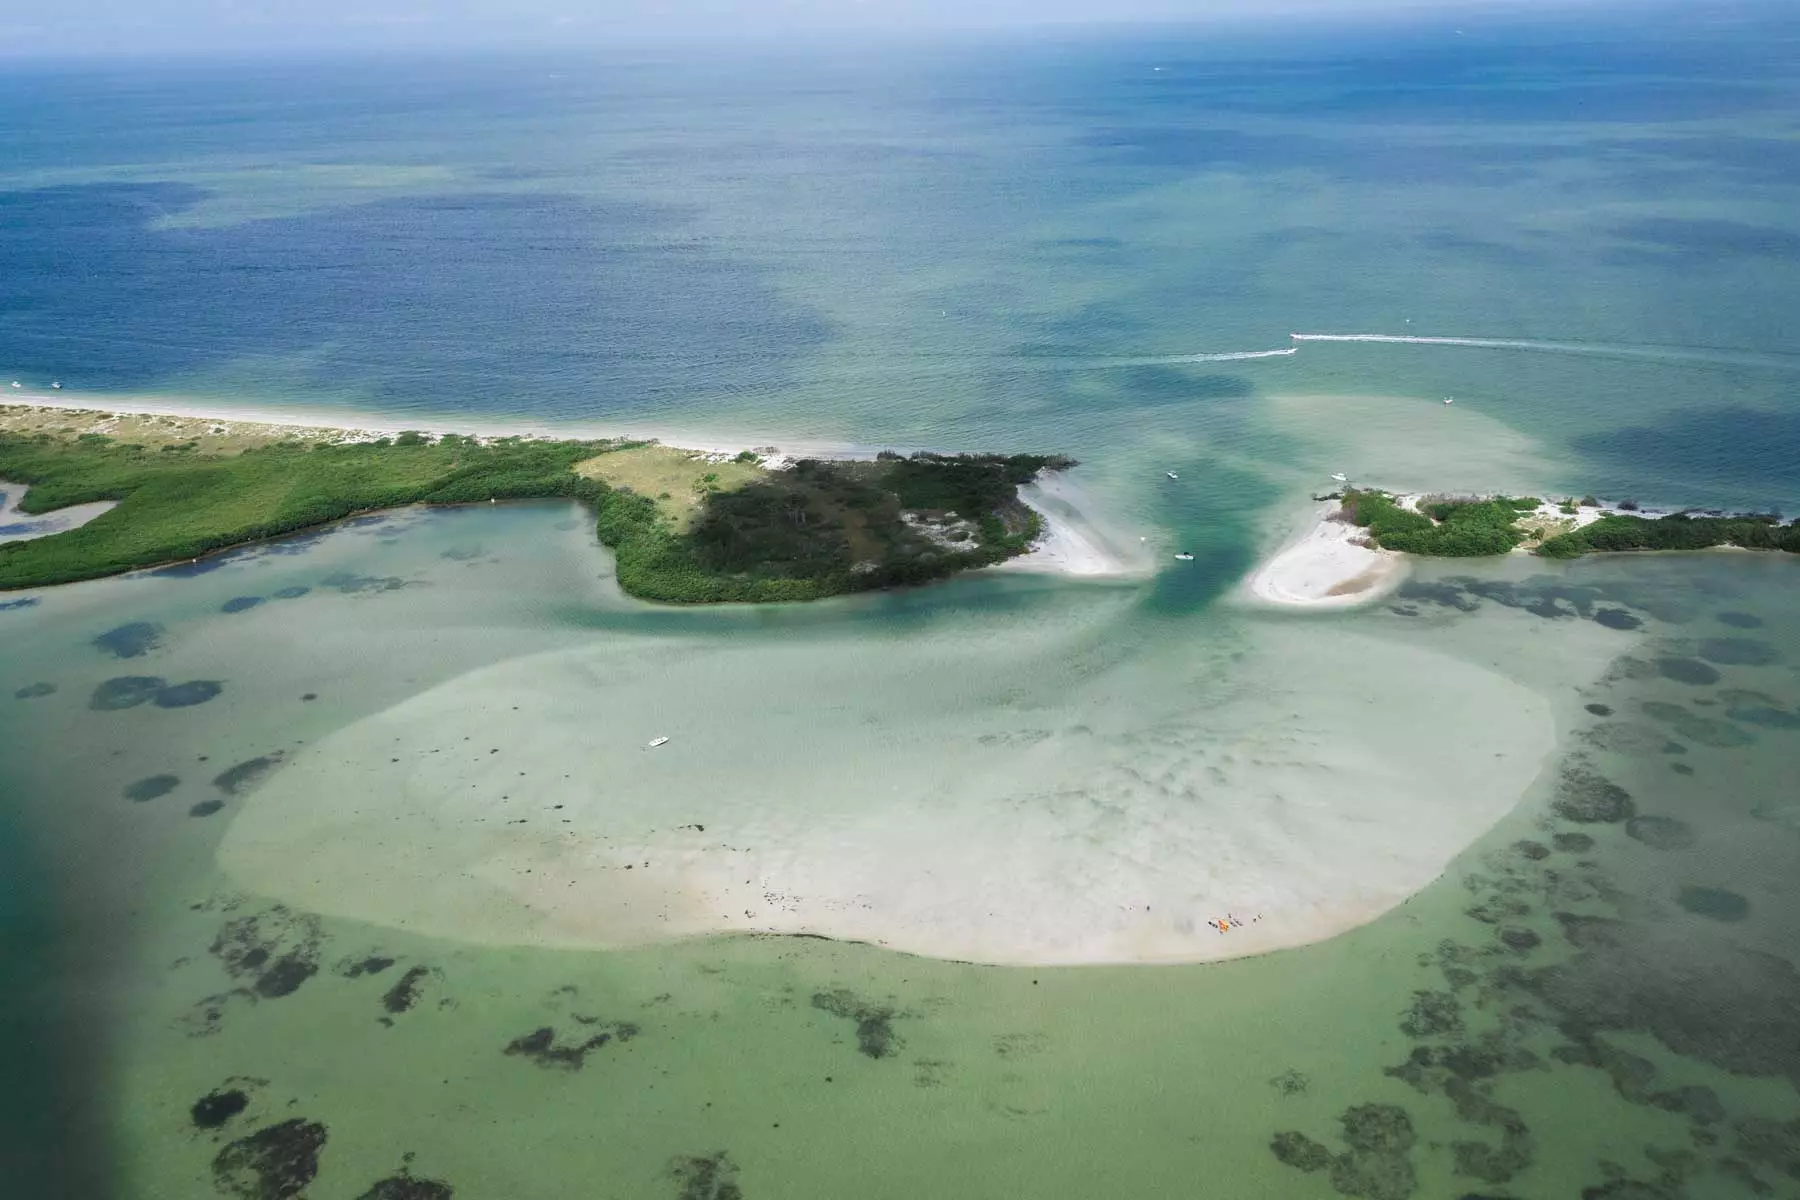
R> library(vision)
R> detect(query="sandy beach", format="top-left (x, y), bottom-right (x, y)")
top-left (998, 472), bottom-right (1157, 579)
top-left (1243, 500), bottom-right (1408, 610)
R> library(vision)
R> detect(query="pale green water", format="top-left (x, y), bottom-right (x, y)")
top-left (4, 500), bottom-right (1800, 1197)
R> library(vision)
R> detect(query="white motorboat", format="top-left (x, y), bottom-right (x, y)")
top-left (647, 736), bottom-right (670, 749)
top-left (1330, 472), bottom-right (1347, 482)
top-left (1165, 470), bottom-right (1179, 480)
top-left (1174, 552), bottom-right (1194, 561)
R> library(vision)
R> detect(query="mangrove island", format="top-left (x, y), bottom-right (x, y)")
top-left (0, 405), bottom-right (1073, 603)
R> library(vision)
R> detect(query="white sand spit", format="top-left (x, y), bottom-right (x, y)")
top-left (1245, 503), bottom-right (1407, 610)
top-left (997, 473), bottom-right (1156, 579)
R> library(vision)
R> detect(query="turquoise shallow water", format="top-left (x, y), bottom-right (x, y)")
top-left (5, 6), bottom-right (1800, 1197)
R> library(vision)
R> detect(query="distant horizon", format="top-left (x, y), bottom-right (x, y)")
top-left (0, 0), bottom-right (1736, 62)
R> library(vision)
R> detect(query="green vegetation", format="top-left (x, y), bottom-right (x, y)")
top-left (0, 430), bottom-right (1070, 603)
top-left (1537, 513), bottom-right (1800, 559)
top-left (1341, 490), bottom-right (1538, 557)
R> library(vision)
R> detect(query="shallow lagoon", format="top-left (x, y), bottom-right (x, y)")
top-left (4, 500), bottom-right (1799, 1197)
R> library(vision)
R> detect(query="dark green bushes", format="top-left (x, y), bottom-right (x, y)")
top-left (1537, 513), bottom-right (1800, 559)
top-left (0, 432), bottom-right (1064, 602)
top-left (1341, 491), bottom-right (1537, 557)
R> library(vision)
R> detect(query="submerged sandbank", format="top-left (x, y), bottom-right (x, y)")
top-left (218, 615), bottom-right (1567, 967)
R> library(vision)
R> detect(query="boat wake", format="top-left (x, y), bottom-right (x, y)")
top-left (1071, 347), bottom-right (1298, 369)
top-left (1289, 332), bottom-right (1800, 373)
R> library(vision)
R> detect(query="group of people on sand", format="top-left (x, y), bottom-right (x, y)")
top-left (1208, 913), bottom-right (1261, 933)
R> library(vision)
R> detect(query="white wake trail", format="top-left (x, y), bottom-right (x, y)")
top-left (1290, 332), bottom-right (1800, 372)
top-left (1076, 347), bottom-right (1299, 368)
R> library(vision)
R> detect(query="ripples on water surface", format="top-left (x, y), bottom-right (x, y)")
top-left (4, 6), bottom-right (1800, 1197)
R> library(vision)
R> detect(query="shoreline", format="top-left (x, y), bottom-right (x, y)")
top-left (997, 472), bottom-right (1157, 580)
top-left (1242, 499), bottom-right (1409, 610)
top-left (1, 394), bottom-right (1136, 586)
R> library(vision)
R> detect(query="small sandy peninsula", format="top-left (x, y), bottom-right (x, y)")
top-left (1244, 499), bottom-right (1408, 610)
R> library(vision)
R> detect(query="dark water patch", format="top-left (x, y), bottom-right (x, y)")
top-left (1625, 816), bottom-right (1696, 851)
top-left (1511, 840), bottom-right (1549, 861)
top-left (1727, 705), bottom-right (1800, 729)
top-left (1553, 832), bottom-right (1595, 854)
top-left (1395, 580), bottom-right (1479, 612)
top-left (179, 989), bottom-right (253, 1038)
top-left (1716, 611), bottom-right (1763, 629)
top-left (1734, 1115), bottom-right (1800, 1185)
top-left (1552, 767), bottom-right (1636, 824)
top-left (0, 595), bottom-right (41, 610)
top-left (253, 954), bottom-right (317, 998)
top-left (1270, 1103), bottom-right (1418, 1199)
top-left (154, 680), bottom-right (223, 708)
top-left (1499, 928), bottom-right (1540, 953)
top-left (1656, 657), bottom-right (1719, 686)
top-left (1583, 703), bottom-right (1613, 717)
top-left (1529, 915), bottom-right (1800, 1085)
top-left (1640, 700), bottom-right (1688, 723)
top-left (1698, 638), bottom-right (1778, 666)
top-left (212, 1118), bottom-right (326, 1200)
top-left (211, 907), bottom-right (323, 1000)
top-left (440, 544), bottom-right (486, 562)
top-left (1677, 886), bottom-right (1749, 922)
top-left (89, 675), bottom-right (167, 710)
top-left (811, 988), bottom-right (901, 1059)
top-left (1269, 1069), bottom-right (1309, 1096)
top-left (191, 1087), bottom-right (250, 1130)
top-left (671, 1151), bottom-right (742, 1200)
top-left (1399, 990), bottom-right (1462, 1038)
top-left (221, 596), bottom-right (266, 614)
top-left (357, 1173), bottom-right (454, 1199)
top-left (92, 621), bottom-right (163, 658)
top-left (12, 681), bottom-right (55, 698)
top-left (1670, 762), bottom-right (1695, 776)
top-left (502, 1026), bottom-right (618, 1070)
top-left (123, 774), bottom-right (180, 802)
top-left (1670, 714), bottom-right (1754, 748)
top-left (1660, 740), bottom-right (1686, 755)
top-left (321, 570), bottom-right (409, 595)
top-left (300, 693), bottom-right (317, 701)
top-left (189, 799), bottom-right (225, 818)
top-left (213, 753), bottom-right (285, 794)
top-left (1582, 722), bottom-right (1666, 755)
top-left (339, 955), bottom-right (397, 979)
top-left (382, 966), bottom-right (436, 1014)
top-left (149, 555), bottom-right (233, 578)
top-left (1592, 607), bottom-right (1642, 631)
top-left (271, 586), bottom-right (310, 600)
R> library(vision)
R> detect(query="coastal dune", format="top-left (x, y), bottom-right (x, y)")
top-left (219, 616), bottom-right (1559, 967)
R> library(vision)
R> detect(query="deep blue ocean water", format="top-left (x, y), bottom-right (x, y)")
top-left (3, 6), bottom-right (1799, 507)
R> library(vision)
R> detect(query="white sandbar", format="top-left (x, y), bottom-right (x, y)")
top-left (1244, 502), bottom-right (1407, 610)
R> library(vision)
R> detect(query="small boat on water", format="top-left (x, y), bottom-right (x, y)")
top-left (1443, 396), bottom-right (1455, 405)
top-left (1174, 552), bottom-right (1194, 561)
top-left (1330, 472), bottom-right (1347, 482)
top-left (8, 381), bottom-right (19, 389)
top-left (50, 381), bottom-right (61, 389)
top-left (1165, 470), bottom-right (1179, 480)
top-left (647, 736), bottom-right (670, 749)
